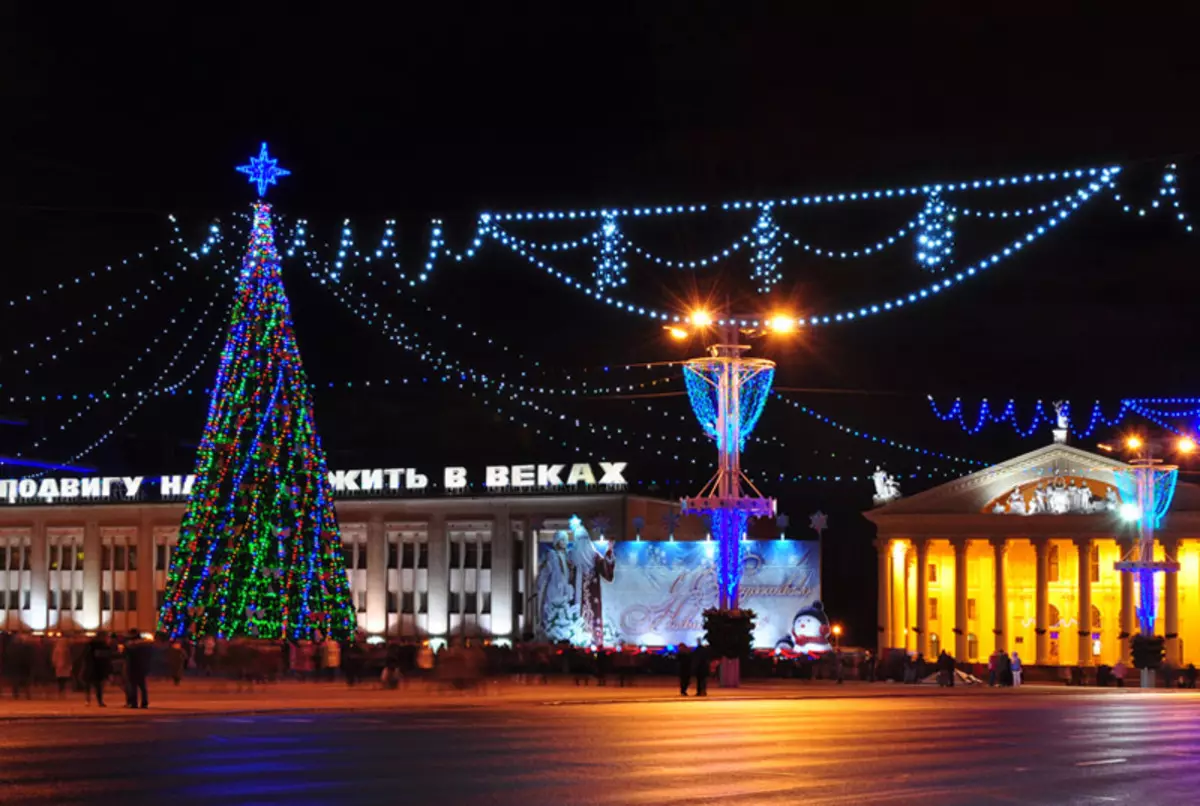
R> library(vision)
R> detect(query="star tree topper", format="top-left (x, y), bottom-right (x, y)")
top-left (236, 142), bottom-right (291, 196)
top-left (809, 511), bottom-right (828, 538)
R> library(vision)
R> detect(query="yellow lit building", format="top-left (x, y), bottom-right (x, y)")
top-left (867, 441), bottom-right (1200, 668)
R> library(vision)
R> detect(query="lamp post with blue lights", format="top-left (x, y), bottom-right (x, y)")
top-left (671, 309), bottom-right (796, 684)
top-left (1112, 433), bottom-right (1192, 687)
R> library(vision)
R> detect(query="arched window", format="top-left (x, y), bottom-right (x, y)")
top-left (1091, 604), bottom-right (1102, 631)
top-left (1048, 545), bottom-right (1060, 582)
top-left (967, 633), bottom-right (978, 660)
top-left (930, 633), bottom-right (940, 657)
top-left (1049, 604), bottom-right (1061, 628)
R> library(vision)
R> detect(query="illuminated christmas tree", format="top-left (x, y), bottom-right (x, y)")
top-left (159, 144), bottom-right (355, 640)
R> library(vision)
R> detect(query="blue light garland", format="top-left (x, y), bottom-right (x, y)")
top-left (594, 211), bottom-right (628, 290)
top-left (916, 191), bottom-right (954, 270)
top-left (750, 203), bottom-right (782, 293)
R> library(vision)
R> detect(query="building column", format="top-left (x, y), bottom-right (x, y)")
top-left (891, 542), bottom-right (906, 651)
top-left (137, 515), bottom-right (156, 633)
top-left (953, 538), bottom-right (968, 662)
top-left (876, 539), bottom-right (892, 654)
top-left (364, 515), bottom-right (387, 636)
top-left (1164, 537), bottom-right (1181, 664)
top-left (28, 518), bottom-right (48, 631)
top-left (991, 537), bottom-right (1007, 655)
top-left (915, 539), bottom-right (929, 657)
top-left (425, 513), bottom-right (448, 640)
top-left (82, 520), bottom-right (101, 632)
top-left (904, 546), bottom-right (916, 652)
top-left (1075, 537), bottom-right (1093, 667)
top-left (1035, 539), bottom-right (1050, 665)
top-left (1118, 538), bottom-right (1134, 663)
top-left (490, 508), bottom-right (514, 640)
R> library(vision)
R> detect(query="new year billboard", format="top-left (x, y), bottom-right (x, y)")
top-left (537, 539), bottom-right (821, 650)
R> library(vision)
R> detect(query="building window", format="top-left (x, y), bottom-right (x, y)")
top-left (1091, 604), bottom-right (1102, 631)
top-left (401, 592), bottom-right (413, 614)
top-left (419, 592), bottom-right (428, 614)
top-left (48, 545), bottom-right (60, 571)
top-left (417, 544), bottom-right (428, 570)
top-left (75, 590), bottom-right (83, 611)
top-left (155, 591), bottom-right (165, 611)
top-left (113, 591), bottom-right (125, 612)
top-left (102, 545), bottom-right (113, 572)
top-left (128, 547), bottom-right (138, 571)
top-left (449, 592), bottom-right (461, 613)
top-left (928, 563), bottom-right (937, 583)
top-left (76, 548), bottom-right (85, 569)
top-left (481, 542), bottom-right (492, 570)
top-left (514, 538), bottom-right (524, 570)
top-left (464, 592), bottom-right (477, 614)
top-left (1090, 544), bottom-right (1100, 583)
top-left (481, 592), bottom-right (491, 615)
top-left (399, 542), bottom-right (413, 569)
top-left (156, 545), bottom-right (167, 571)
top-left (928, 598), bottom-right (938, 620)
top-left (1048, 545), bottom-right (1059, 582)
top-left (967, 598), bottom-right (976, 620)
top-left (0, 546), bottom-right (6, 570)
top-left (341, 546), bottom-right (354, 567)
top-left (930, 633), bottom-right (940, 657)
top-left (450, 542), bottom-right (461, 569)
top-left (114, 546), bottom-right (126, 571)
top-left (464, 541), bottom-right (478, 570)
top-left (127, 590), bottom-right (138, 612)
top-left (7, 591), bottom-right (18, 610)
top-left (967, 633), bottom-right (978, 660)
top-left (1049, 604), bottom-right (1061, 628)
top-left (48, 590), bottom-right (57, 610)
top-left (22, 591), bottom-right (29, 611)
top-left (61, 545), bottom-right (74, 572)
top-left (387, 592), bottom-right (398, 614)
top-left (356, 591), bottom-right (366, 613)
top-left (387, 541), bottom-right (399, 570)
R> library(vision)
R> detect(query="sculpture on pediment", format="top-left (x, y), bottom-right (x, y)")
top-left (988, 476), bottom-right (1121, 515)
top-left (871, 467), bottom-right (902, 505)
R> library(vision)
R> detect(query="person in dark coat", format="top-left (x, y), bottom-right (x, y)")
top-left (124, 630), bottom-right (151, 708)
top-left (5, 637), bottom-right (33, 700)
top-left (692, 640), bottom-right (711, 697)
top-left (82, 635), bottom-right (111, 706)
top-left (677, 644), bottom-right (692, 696)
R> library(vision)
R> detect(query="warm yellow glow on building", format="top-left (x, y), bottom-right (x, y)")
top-left (868, 442), bottom-right (1200, 667)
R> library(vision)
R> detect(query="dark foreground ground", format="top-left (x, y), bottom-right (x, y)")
top-left (2, 685), bottom-right (1199, 805)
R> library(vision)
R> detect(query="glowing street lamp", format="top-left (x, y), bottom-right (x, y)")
top-left (831, 623), bottom-right (843, 651)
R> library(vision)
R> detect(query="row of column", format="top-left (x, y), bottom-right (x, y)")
top-left (876, 536), bottom-right (1182, 666)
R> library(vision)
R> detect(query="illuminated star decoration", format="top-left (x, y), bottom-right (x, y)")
top-left (809, 511), bottom-right (828, 538)
top-left (568, 514), bottom-right (584, 532)
top-left (236, 142), bottom-right (291, 197)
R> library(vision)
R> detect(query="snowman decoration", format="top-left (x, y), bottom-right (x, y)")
top-left (776, 601), bottom-right (834, 656)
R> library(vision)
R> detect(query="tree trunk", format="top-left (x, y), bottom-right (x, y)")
top-left (719, 657), bottom-right (740, 688)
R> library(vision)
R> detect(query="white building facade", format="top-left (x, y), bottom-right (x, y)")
top-left (0, 464), bottom-right (683, 642)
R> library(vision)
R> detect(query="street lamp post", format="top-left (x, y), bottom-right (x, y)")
top-left (673, 309), bottom-right (795, 686)
top-left (1112, 433), bottom-right (1189, 688)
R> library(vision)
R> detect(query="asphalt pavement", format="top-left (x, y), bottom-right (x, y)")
top-left (2, 686), bottom-right (1199, 805)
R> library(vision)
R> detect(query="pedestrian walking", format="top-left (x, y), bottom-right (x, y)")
top-left (1010, 651), bottom-right (1023, 687)
top-left (864, 650), bottom-right (876, 682)
top-left (1112, 660), bottom-right (1127, 688)
top-left (167, 641), bottom-right (186, 686)
top-left (124, 630), bottom-right (151, 708)
top-left (52, 637), bottom-right (73, 698)
top-left (677, 644), bottom-right (692, 696)
top-left (988, 650), bottom-right (1000, 687)
top-left (692, 641), bottom-right (710, 697)
top-left (82, 635), bottom-right (111, 706)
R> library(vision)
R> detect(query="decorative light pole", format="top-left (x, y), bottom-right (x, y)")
top-left (672, 308), bottom-right (795, 684)
top-left (1112, 433), bottom-right (1191, 687)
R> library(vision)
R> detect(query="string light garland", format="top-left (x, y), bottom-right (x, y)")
top-left (928, 396), bottom-right (1200, 439)
top-left (1114, 164), bottom-right (1193, 232)
top-left (773, 392), bottom-right (986, 466)
top-left (6, 223), bottom-right (225, 373)
top-left (915, 191), bottom-right (954, 270)
top-left (750, 203), bottom-right (782, 293)
top-left (18, 293), bottom-right (223, 454)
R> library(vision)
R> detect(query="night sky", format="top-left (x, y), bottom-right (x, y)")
top-left (3, 7), bottom-right (1199, 641)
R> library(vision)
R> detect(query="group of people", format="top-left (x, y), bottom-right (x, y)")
top-left (1, 630), bottom-right (155, 708)
top-left (676, 641), bottom-right (714, 696)
top-left (988, 649), bottom-right (1024, 687)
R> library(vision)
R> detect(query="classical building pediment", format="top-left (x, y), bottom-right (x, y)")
top-left (865, 442), bottom-right (1200, 534)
